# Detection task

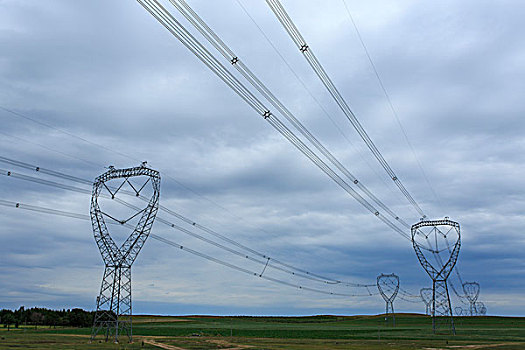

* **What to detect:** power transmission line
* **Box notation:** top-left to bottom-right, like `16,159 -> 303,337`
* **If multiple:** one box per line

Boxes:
265,0 -> 426,219
168,0 -> 414,231
0,163 -> 429,302
136,0 -> 422,243
233,0 -> 403,208
339,0 -> 444,213
0,156 -> 377,288
0,198 -> 377,297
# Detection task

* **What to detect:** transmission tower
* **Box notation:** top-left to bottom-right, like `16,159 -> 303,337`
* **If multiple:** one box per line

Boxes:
474,301 -> 487,316
377,273 -> 399,326
411,219 -> 460,334
462,282 -> 480,316
90,164 -> 160,343
420,287 -> 433,315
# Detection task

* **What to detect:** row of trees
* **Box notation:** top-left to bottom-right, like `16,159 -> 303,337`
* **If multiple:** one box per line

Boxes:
1,307 -> 95,329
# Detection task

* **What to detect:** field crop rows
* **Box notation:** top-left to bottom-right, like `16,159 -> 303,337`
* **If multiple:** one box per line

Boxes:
1,314 -> 524,349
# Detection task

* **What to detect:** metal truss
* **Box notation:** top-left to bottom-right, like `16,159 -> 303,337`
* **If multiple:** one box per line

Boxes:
411,219 -> 461,334
90,164 -> 160,343
462,282 -> 480,316
377,273 -> 399,326
420,287 -> 433,315
474,301 -> 487,316
454,306 -> 466,316
456,301 -> 486,316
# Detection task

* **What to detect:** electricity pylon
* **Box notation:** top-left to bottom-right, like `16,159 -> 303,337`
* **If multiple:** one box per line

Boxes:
474,301 -> 487,316
411,218 -> 460,334
377,273 -> 399,326
420,288 -> 433,315
90,164 -> 160,343
462,282 -> 480,316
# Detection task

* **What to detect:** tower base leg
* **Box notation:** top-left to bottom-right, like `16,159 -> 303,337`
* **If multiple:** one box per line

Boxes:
432,279 -> 455,335
91,265 -> 132,343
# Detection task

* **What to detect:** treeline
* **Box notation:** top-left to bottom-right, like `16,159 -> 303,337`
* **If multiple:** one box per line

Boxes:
0,307 -> 95,329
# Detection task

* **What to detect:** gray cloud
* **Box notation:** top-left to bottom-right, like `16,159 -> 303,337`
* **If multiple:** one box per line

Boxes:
1,0 -> 524,316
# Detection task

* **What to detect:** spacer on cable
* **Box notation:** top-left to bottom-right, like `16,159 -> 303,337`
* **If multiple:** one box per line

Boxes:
36,167 -> 40,171
353,179 -> 359,184
230,57 -> 239,65
15,203 -> 20,208
7,171 -> 11,176
374,211 -> 379,216
392,176 -> 397,181
300,44 -> 309,52
263,110 -> 271,119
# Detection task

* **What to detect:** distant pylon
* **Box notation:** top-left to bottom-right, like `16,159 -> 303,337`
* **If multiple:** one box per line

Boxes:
462,282 -> 480,316
420,288 -> 433,315
90,164 -> 160,343
377,273 -> 399,326
474,301 -> 487,316
411,218 -> 460,334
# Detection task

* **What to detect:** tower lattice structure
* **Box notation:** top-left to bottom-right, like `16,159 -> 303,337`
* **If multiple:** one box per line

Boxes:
377,273 -> 399,326
420,288 -> 433,315
411,219 -> 460,334
90,164 -> 160,343
462,282 -> 480,316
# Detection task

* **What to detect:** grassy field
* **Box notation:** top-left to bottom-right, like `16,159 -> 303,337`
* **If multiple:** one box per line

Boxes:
1,314 -> 524,349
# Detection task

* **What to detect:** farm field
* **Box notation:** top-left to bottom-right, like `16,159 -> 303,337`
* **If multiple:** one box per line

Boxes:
1,314 -> 524,349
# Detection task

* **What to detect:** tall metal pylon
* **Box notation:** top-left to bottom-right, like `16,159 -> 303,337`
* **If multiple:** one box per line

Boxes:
90,164 -> 160,343
412,219 -> 460,334
474,301 -> 487,316
377,273 -> 399,326
420,288 -> 433,315
462,282 -> 480,316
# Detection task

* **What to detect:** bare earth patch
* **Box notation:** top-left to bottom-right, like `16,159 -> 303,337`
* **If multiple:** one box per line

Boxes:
207,338 -> 254,349
143,338 -> 186,350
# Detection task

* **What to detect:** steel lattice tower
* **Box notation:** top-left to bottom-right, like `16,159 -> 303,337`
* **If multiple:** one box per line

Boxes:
462,282 -> 480,316
411,219 -> 460,334
90,164 -> 160,343
420,288 -> 433,315
474,301 -> 487,316
377,273 -> 399,326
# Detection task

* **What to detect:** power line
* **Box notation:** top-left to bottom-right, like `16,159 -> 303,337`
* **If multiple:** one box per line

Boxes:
0,156 -> 377,288
264,0 -> 426,219
3,0 -> 421,253
0,107 -> 285,251
136,0 -> 419,244
233,0 -> 402,209
167,0 -> 413,231
1,163 -> 432,302
0,198 -> 377,297
339,0 -> 443,212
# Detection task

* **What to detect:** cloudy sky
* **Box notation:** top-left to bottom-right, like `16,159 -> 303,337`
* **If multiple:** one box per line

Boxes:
1,0 -> 524,317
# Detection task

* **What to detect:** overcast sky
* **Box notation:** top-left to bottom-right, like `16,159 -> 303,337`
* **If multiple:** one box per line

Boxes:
1,0 -> 524,317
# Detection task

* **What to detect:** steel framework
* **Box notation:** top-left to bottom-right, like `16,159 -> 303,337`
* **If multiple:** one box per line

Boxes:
90,164 -> 160,343
420,287 -> 433,315
462,282 -> 480,316
377,273 -> 399,326
411,219 -> 460,334
475,301 -> 487,316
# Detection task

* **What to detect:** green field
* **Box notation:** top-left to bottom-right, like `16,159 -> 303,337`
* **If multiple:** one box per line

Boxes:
1,314 -> 524,349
